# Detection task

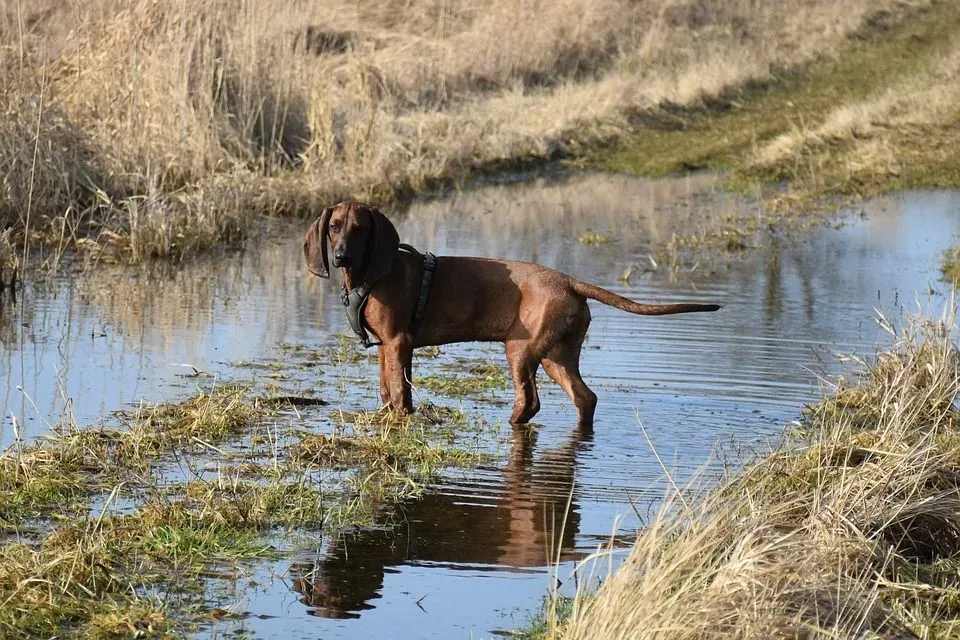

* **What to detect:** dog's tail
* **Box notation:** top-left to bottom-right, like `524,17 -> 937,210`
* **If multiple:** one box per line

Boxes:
571,280 -> 721,316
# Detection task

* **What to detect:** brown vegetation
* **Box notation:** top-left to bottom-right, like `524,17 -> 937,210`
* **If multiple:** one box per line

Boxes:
537,314 -> 960,639
0,0 -> 920,264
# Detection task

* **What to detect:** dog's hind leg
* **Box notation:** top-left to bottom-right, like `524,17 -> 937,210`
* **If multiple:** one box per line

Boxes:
541,304 -> 596,429
505,337 -> 541,425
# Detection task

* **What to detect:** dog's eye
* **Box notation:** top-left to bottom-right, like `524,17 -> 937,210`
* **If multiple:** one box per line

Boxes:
329,222 -> 342,232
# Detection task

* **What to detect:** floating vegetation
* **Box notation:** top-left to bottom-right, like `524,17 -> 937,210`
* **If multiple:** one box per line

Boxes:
417,362 -> 508,397
577,231 -> 611,246
941,245 -> 960,285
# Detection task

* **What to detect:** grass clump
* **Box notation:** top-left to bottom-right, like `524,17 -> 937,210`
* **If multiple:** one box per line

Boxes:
547,313 -> 960,639
417,362 -> 508,397
522,596 -> 578,640
294,404 -> 491,527
577,231 -> 611,246
0,443 -> 94,528
296,404 -> 488,475
941,246 -> 960,286
177,476 -> 326,530
116,385 -> 268,460
0,385 -> 271,529
0,528 -> 173,639
112,476 -> 326,565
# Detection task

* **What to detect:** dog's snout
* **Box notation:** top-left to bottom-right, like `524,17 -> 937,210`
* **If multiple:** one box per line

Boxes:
333,248 -> 350,267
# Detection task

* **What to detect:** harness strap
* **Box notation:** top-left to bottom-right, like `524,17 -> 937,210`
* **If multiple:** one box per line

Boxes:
411,250 -> 437,336
342,283 -> 379,348
342,243 -> 437,349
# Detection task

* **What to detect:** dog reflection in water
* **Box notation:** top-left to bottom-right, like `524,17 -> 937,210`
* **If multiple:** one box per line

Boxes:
291,426 -> 592,619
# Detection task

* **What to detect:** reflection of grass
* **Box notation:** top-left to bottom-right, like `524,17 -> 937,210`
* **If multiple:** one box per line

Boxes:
941,245 -> 960,285
545,316 -> 960,639
0,228 -> 18,289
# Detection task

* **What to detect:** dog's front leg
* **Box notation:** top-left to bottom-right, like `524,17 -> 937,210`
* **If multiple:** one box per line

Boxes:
382,336 -> 414,415
377,346 -> 391,409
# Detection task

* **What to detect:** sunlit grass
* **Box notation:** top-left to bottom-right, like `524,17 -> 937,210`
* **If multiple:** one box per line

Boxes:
1,0 -> 923,263
542,312 -> 960,639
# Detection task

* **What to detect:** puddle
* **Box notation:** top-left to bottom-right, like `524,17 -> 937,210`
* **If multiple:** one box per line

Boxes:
2,171 -> 959,637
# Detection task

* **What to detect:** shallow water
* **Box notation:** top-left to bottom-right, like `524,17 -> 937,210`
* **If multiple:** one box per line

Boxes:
1,171 -> 958,637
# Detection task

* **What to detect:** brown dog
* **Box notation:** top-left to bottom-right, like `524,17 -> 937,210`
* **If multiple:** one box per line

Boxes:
304,201 -> 720,428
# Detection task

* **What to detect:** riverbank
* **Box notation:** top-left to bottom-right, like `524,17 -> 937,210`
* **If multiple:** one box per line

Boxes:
597,0 -> 960,212
0,0 -> 937,266
535,312 -> 960,638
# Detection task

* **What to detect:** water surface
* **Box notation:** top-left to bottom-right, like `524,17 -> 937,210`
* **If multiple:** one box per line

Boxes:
1,172 -> 957,638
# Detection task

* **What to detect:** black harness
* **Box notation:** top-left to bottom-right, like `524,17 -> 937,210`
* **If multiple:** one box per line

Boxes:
341,243 -> 437,348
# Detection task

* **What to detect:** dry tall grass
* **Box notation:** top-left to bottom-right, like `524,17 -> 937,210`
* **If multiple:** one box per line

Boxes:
550,312 -> 960,638
0,0 -> 918,262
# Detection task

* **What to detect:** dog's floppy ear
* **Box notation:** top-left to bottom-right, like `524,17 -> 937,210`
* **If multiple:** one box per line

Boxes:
304,207 -> 332,278
363,206 -> 399,284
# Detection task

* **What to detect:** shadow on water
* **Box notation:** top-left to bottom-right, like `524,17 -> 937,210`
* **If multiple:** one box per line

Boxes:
2,170 -> 960,637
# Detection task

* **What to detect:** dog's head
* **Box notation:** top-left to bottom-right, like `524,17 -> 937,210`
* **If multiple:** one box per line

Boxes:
304,202 -> 399,285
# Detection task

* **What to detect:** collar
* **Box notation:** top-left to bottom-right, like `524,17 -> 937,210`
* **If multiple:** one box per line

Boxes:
342,244 -> 437,349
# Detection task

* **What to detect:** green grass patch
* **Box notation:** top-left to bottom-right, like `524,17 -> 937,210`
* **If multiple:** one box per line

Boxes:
520,595 -> 578,640
591,1 -> 960,202
0,375 -> 498,636
577,231 -> 611,246
417,362 -> 508,397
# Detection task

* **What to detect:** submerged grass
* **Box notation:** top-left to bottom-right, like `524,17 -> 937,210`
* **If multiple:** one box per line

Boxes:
542,312 -> 960,638
417,362 -> 509,397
